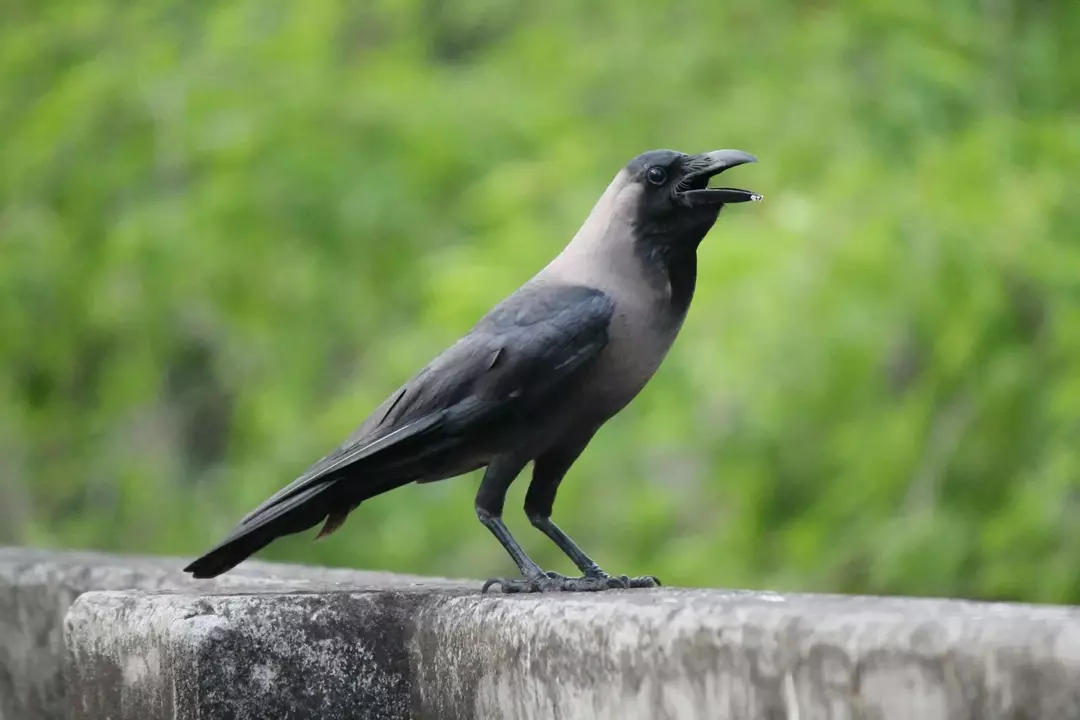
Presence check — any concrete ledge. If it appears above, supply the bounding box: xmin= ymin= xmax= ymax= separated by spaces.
xmin=65 ymin=589 xmax=441 ymax=719
xmin=0 ymin=547 xmax=458 ymax=720
xmin=412 ymin=590 xmax=1080 ymax=719
xmin=5 ymin=547 xmax=1080 ymax=719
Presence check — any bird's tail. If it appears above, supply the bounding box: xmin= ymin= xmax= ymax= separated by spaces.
xmin=185 ymin=414 xmax=457 ymax=579
xmin=183 ymin=527 xmax=281 ymax=579
xmin=183 ymin=483 xmax=334 ymax=579
xmin=183 ymin=472 xmax=422 ymax=578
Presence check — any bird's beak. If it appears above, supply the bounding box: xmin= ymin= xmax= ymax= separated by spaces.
xmin=679 ymin=149 xmax=762 ymax=205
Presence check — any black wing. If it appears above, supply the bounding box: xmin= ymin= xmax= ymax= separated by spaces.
xmin=184 ymin=284 xmax=614 ymax=577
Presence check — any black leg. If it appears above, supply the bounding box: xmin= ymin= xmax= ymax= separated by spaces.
xmin=524 ymin=437 xmax=604 ymax=576
xmin=475 ymin=455 xmax=546 ymax=585
xmin=523 ymin=434 xmax=661 ymax=591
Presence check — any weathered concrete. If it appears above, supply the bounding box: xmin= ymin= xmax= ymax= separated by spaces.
xmin=0 ymin=547 xmax=461 ymax=720
xmin=65 ymin=589 xmax=440 ymax=720
xmin=7 ymin=547 xmax=1080 ymax=719
xmin=411 ymin=590 xmax=1080 ymax=719
xmin=55 ymin=556 xmax=1080 ymax=720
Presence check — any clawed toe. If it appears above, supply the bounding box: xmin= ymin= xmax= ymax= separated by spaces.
xmin=481 ymin=575 xmax=590 ymax=593
xmin=482 ymin=576 xmax=539 ymax=594
xmin=544 ymin=570 xmax=575 ymax=582
xmin=603 ymin=574 xmax=630 ymax=589
xmin=481 ymin=571 xmax=663 ymax=594
xmin=587 ymin=572 xmax=661 ymax=589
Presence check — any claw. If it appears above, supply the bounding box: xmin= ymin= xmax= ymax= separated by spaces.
xmin=482 ymin=576 xmax=545 ymax=593
xmin=544 ymin=570 xmax=574 ymax=582
xmin=481 ymin=571 xmax=662 ymax=594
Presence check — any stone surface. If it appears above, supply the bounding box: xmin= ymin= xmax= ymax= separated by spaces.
xmin=65 ymin=590 xmax=445 ymax=720
xmin=59 ymin=564 xmax=1080 ymax=720
xmin=7 ymin=547 xmax=1080 ymax=719
xmin=410 ymin=590 xmax=1080 ymax=720
xmin=0 ymin=546 xmax=461 ymax=720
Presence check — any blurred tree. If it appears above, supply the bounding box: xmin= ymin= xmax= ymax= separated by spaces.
xmin=2 ymin=0 xmax=1079 ymax=602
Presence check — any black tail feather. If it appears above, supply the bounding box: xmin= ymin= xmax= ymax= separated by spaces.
xmin=183 ymin=529 xmax=281 ymax=579
xmin=184 ymin=484 xmax=332 ymax=578
xmin=184 ymin=473 xmax=421 ymax=578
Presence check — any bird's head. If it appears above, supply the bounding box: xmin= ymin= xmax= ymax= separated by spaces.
xmin=623 ymin=148 xmax=761 ymax=246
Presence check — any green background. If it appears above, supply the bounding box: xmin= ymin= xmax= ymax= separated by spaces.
xmin=3 ymin=0 xmax=1079 ymax=603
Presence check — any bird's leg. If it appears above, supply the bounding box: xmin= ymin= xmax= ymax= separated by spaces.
xmin=522 ymin=439 xmax=661 ymax=591
xmin=476 ymin=454 xmax=639 ymax=594
xmin=477 ymin=459 xmax=548 ymax=595
xmin=476 ymin=456 xmax=561 ymax=594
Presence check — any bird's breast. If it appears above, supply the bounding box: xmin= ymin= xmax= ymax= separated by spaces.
xmin=581 ymin=294 xmax=685 ymax=417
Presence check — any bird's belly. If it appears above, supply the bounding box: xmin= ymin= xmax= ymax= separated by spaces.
xmin=415 ymin=459 xmax=487 ymax=484
xmin=412 ymin=409 xmax=571 ymax=483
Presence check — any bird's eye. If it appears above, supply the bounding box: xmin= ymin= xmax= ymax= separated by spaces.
xmin=646 ymin=166 xmax=667 ymax=186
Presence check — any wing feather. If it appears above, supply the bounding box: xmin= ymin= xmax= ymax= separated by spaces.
xmin=184 ymin=283 xmax=614 ymax=578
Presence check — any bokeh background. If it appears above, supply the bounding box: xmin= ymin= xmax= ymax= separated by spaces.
xmin=3 ymin=0 xmax=1080 ymax=603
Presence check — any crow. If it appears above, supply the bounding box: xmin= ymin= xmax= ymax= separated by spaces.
xmin=184 ymin=148 xmax=761 ymax=592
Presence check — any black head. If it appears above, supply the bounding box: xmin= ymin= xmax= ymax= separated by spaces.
xmin=624 ymin=148 xmax=761 ymax=246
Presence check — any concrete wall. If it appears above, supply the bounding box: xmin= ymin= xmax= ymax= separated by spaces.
xmin=3 ymin=547 xmax=1080 ymax=719
xmin=0 ymin=547 xmax=456 ymax=720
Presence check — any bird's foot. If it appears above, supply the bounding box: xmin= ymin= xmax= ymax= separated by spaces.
xmin=481 ymin=570 xmax=661 ymax=594
xmin=547 ymin=570 xmax=662 ymax=590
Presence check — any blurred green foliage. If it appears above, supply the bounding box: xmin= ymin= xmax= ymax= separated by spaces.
xmin=3 ymin=0 xmax=1080 ymax=603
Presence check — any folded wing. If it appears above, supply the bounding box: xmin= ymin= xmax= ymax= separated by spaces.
xmin=183 ymin=284 xmax=615 ymax=577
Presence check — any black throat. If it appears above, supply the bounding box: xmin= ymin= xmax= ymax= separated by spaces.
xmin=635 ymin=235 xmax=700 ymax=320
xmin=632 ymin=203 xmax=721 ymax=320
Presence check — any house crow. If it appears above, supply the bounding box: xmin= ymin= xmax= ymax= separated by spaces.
xmin=184 ymin=148 xmax=762 ymax=592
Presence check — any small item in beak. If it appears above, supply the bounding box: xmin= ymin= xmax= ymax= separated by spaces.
xmin=710 ymin=188 xmax=763 ymax=203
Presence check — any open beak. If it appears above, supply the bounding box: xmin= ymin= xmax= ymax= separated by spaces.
xmin=679 ymin=149 xmax=762 ymax=206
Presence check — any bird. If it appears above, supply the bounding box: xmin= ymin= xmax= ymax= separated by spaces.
xmin=183 ymin=147 xmax=762 ymax=593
